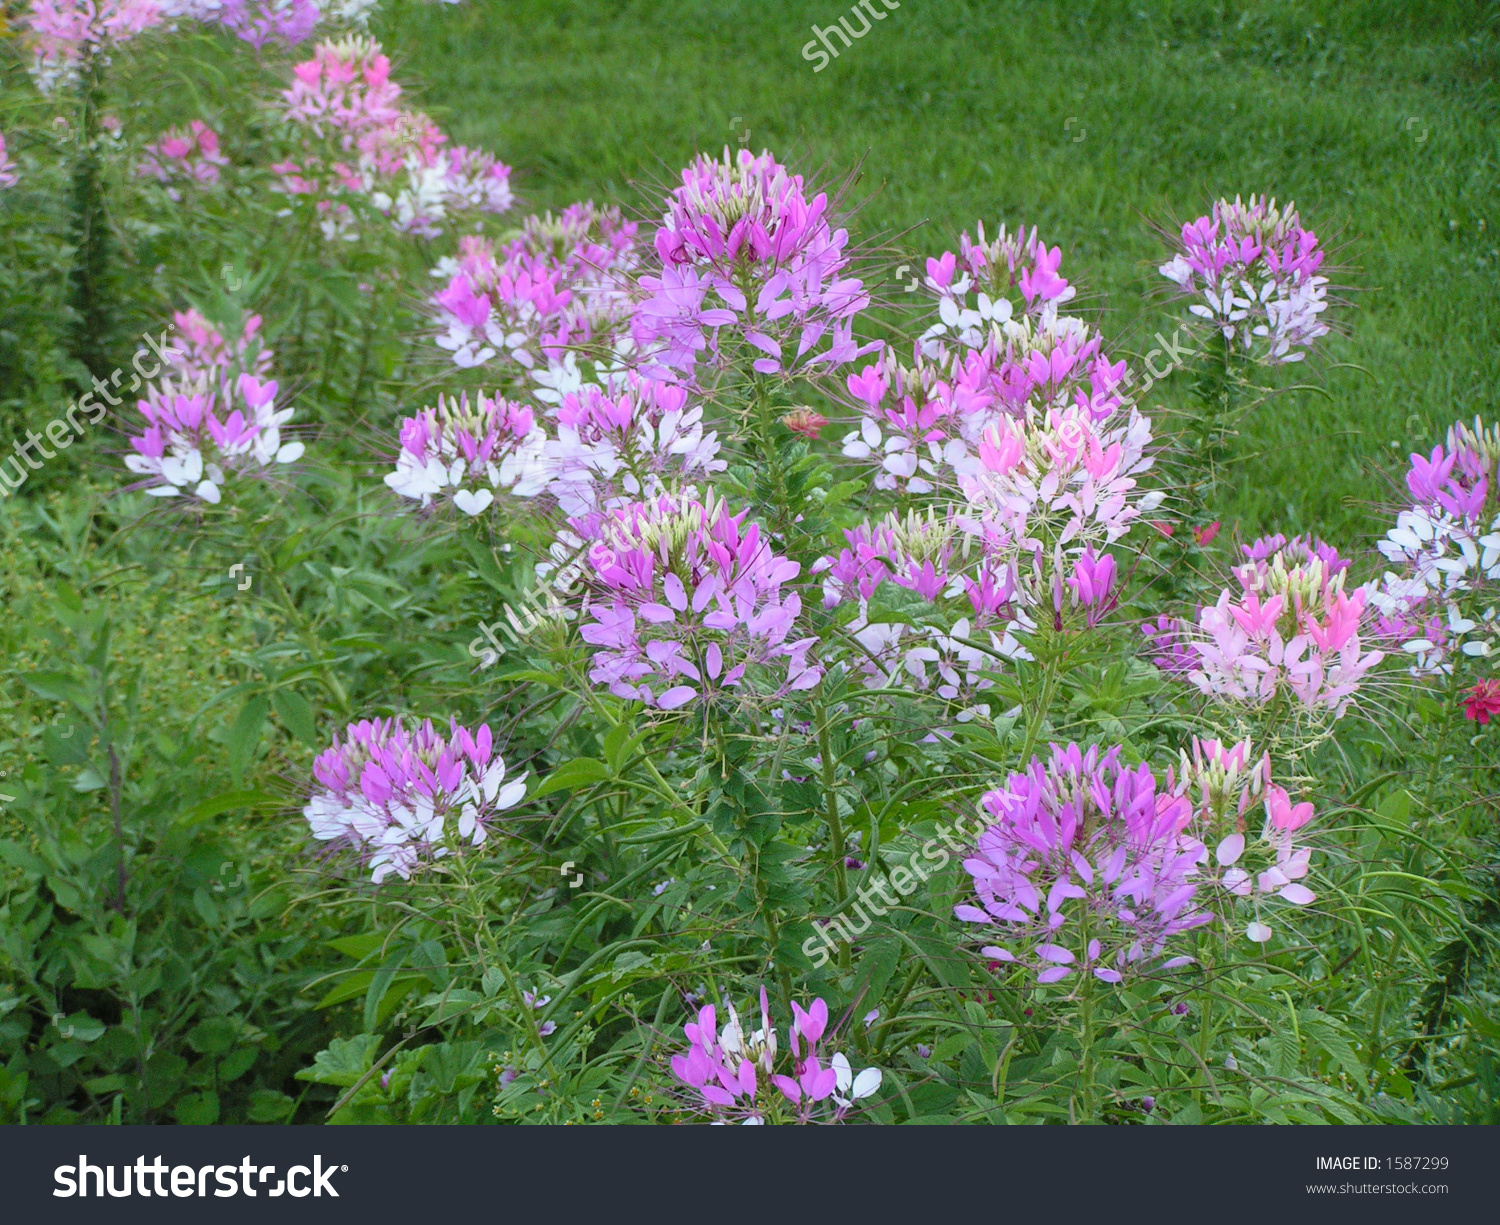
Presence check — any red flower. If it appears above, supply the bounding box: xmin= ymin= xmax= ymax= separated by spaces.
xmin=781 ymin=407 xmax=828 ymax=440
xmin=1193 ymin=520 xmax=1221 ymax=546
xmin=1463 ymin=679 xmax=1500 ymax=724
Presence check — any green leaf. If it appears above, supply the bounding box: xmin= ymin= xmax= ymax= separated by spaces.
xmin=271 ymin=689 xmax=318 ymax=746
xmin=227 ymin=697 xmax=269 ymax=780
xmin=316 ymin=970 xmax=376 ymax=1009
xmin=174 ymin=789 xmax=279 ymax=828
xmin=0 ymin=840 xmax=46 ymax=878
xmin=186 ymin=1018 xmax=237 ymax=1056
xmin=328 ymin=933 xmax=386 ymax=960
xmin=218 ymin=1046 xmax=258 ymax=1082
xmin=296 ymin=1034 xmax=381 ymax=1087
xmin=175 ymin=1091 xmax=220 ymax=1125
xmin=71 ymin=768 xmax=106 ymax=793
xmin=531 ymin=757 xmax=610 ymax=798
xmin=22 ymin=671 xmax=94 ymax=717
xmin=247 ymin=1089 xmax=295 ymax=1122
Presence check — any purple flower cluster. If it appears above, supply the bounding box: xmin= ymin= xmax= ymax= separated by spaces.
xmin=956 ymin=743 xmax=1210 ymax=984
xmin=577 ymin=490 xmax=820 ymax=709
xmin=632 ymin=148 xmax=875 ymax=382
xmin=1371 ymin=417 xmax=1500 ymax=674
xmin=670 ymin=989 xmax=881 ymax=1123
xmin=1159 ymin=195 xmax=1329 ymax=363
xmin=124 ymin=308 xmax=303 ymax=503
xmin=431 ymin=206 xmax=639 ymax=391
xmin=303 ymin=717 xmax=527 ymax=884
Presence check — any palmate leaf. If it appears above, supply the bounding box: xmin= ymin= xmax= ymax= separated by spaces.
xmin=295 ymin=1034 xmax=382 ymax=1088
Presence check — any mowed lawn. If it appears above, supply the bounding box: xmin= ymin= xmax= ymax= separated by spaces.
xmin=387 ymin=0 xmax=1498 ymax=544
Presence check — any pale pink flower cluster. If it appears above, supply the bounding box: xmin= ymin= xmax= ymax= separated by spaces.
xmin=1159 ymin=195 xmax=1329 ymax=363
xmin=957 ymin=405 xmax=1161 ymax=553
xmin=1171 ymin=737 xmax=1319 ymax=944
xmin=125 ymin=310 xmax=303 ymax=504
xmin=1371 ymin=417 xmax=1500 ymax=674
xmin=276 ymin=36 xmax=512 ymax=239
xmin=24 ymin=0 xmax=163 ymax=92
xmin=1185 ymin=535 xmax=1382 ymax=716
xmin=576 ymin=490 xmax=820 ymax=709
xmin=430 ymin=206 xmax=639 ymax=391
xmin=304 ymin=717 xmax=527 ymax=884
xmin=670 ymin=989 xmax=881 ymax=1124
xmin=384 ymin=391 xmax=548 ymax=518
xmin=137 ymin=120 xmax=228 ymax=200
xmin=632 ymin=148 xmax=875 ymax=382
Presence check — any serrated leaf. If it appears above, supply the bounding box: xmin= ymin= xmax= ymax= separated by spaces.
xmin=295 ymin=1034 xmax=381 ymax=1086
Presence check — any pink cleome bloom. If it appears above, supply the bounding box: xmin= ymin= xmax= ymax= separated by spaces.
xmin=670 ymin=988 xmax=881 ymax=1123
xmin=124 ymin=309 xmax=303 ymax=503
xmin=957 ymin=403 xmax=1162 ymax=552
xmin=278 ymin=36 xmax=512 ymax=239
xmin=303 ymin=717 xmax=527 ymax=884
xmin=1184 ymin=535 xmax=1383 ymax=716
xmin=1170 ymin=736 xmax=1319 ymax=943
xmin=632 ymin=148 xmax=876 ymax=381
xmin=574 ymin=489 xmax=821 ymax=709
xmin=915 ymin=222 xmax=1131 ymax=422
xmin=431 ymin=206 xmax=639 ymax=385
xmin=384 ymin=390 xmax=549 ymax=518
xmin=137 ymin=120 xmax=228 ymax=199
xmin=955 ymin=742 xmax=1211 ymax=984
xmin=1159 ymin=194 xmax=1329 ymax=363
xmin=24 ymin=0 xmax=163 ymax=91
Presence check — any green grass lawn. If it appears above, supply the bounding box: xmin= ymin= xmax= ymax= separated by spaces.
xmin=388 ymin=0 xmax=1499 ymax=543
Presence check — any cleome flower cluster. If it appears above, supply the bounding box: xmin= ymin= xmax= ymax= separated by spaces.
xmin=670 ymin=989 xmax=881 ymax=1123
xmin=125 ymin=309 xmax=304 ymax=503
xmin=304 ymin=717 xmax=527 ymax=883
xmin=1371 ymin=416 xmax=1500 ymax=674
xmin=1161 ymin=534 xmax=1384 ymax=718
xmin=576 ymin=489 xmax=821 ymax=709
xmin=276 ymin=35 xmax=512 ymax=239
xmin=1158 ymin=194 xmax=1330 ymax=364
